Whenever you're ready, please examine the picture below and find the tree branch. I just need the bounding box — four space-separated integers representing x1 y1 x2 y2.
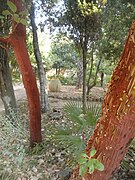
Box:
0 36 10 43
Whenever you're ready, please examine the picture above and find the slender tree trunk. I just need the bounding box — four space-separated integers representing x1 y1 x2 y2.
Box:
58 67 60 75
82 47 87 113
70 21 135 180
87 58 102 95
100 71 104 87
0 44 17 116
0 0 42 147
30 2 49 113
86 47 94 95
76 59 83 89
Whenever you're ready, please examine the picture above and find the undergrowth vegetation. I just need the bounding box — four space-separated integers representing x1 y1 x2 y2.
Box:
46 101 101 168
0 108 29 179
0 104 134 179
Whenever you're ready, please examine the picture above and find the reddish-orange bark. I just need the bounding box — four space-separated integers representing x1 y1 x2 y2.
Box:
10 32 42 147
0 0 42 147
70 21 135 179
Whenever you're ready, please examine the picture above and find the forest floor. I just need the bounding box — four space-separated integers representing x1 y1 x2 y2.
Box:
0 84 134 180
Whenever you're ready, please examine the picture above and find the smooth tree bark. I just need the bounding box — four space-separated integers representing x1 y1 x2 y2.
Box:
0 43 17 116
0 0 42 147
70 21 135 180
30 2 49 113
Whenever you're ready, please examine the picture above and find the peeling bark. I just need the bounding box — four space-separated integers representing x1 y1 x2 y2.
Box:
10 33 42 147
70 21 135 180
0 0 42 147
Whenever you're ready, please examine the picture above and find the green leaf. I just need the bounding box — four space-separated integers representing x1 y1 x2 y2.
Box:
94 159 104 171
7 0 17 13
13 14 20 23
79 163 88 176
90 149 96 157
2 10 11 16
88 159 95 174
78 157 87 164
20 19 28 26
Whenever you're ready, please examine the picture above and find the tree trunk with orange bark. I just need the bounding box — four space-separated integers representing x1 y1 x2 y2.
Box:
70 21 135 180
0 0 42 147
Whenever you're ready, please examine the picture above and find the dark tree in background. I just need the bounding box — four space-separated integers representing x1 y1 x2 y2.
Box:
0 1 17 117
59 0 102 112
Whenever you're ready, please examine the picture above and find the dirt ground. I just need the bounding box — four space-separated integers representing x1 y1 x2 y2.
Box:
0 84 107 112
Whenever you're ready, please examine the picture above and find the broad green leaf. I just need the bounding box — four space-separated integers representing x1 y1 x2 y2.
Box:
78 157 87 164
20 19 28 26
90 149 96 157
2 10 11 16
88 160 95 174
13 14 20 23
94 159 104 171
7 0 17 13
79 163 88 176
